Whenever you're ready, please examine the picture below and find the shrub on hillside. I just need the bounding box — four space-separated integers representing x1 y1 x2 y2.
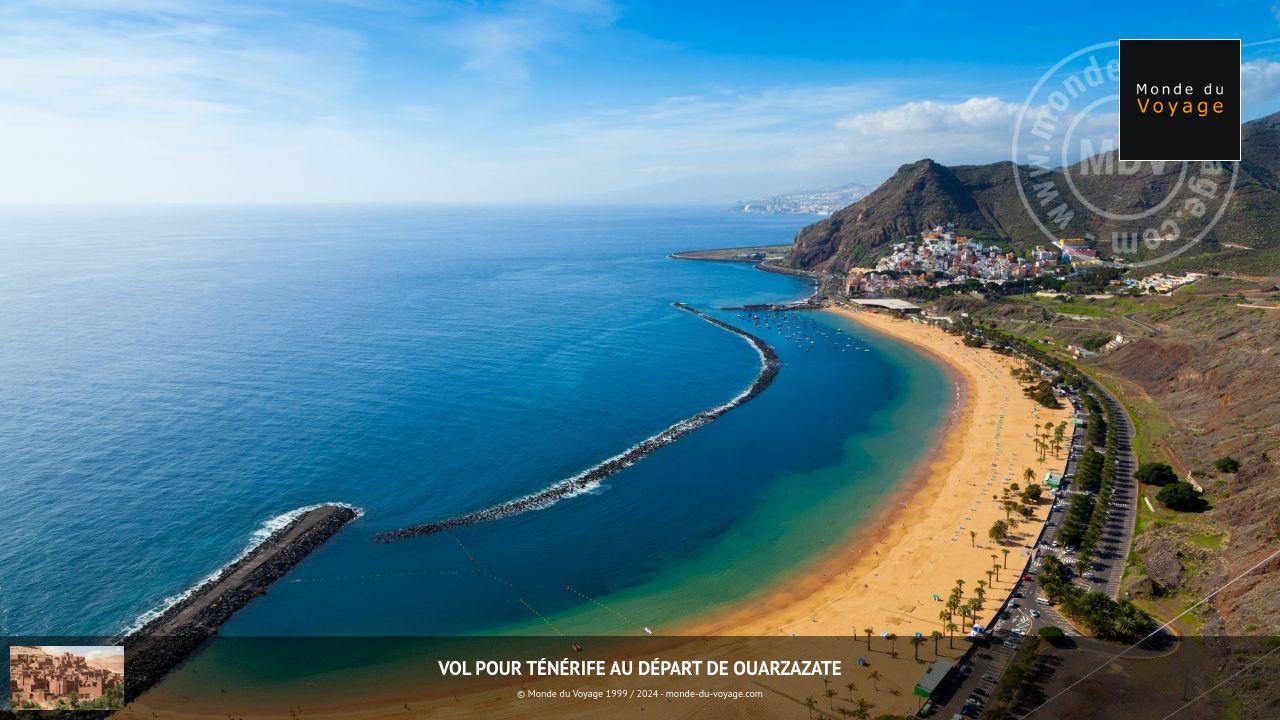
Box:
1157 481 1208 512
1215 456 1240 473
1135 462 1179 486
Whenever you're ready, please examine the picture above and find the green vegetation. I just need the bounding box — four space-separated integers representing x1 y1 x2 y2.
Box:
1057 493 1094 547
1157 481 1208 512
1037 625 1069 647
989 519 1010 544
1076 448 1105 492
1023 380 1061 409
1038 556 1154 641
1215 456 1240 473
1136 462 1179 486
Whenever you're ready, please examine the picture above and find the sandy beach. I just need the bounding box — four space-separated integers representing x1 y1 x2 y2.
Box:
127 305 1074 720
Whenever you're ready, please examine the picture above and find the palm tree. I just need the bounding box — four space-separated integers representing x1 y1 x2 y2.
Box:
845 681 856 703
993 561 1002 583
863 626 874 649
804 696 816 719
945 622 958 647
855 698 874 720
986 568 995 587
988 520 1008 544
824 687 837 710
909 635 926 661
931 630 944 654
969 530 976 546
1002 548 1011 568
1024 467 1036 484
867 669 881 690
886 632 898 657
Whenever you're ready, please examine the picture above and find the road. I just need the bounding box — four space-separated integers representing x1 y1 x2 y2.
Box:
927 378 1143 718
1090 383 1139 599
1121 313 1161 336
1029 382 1138 601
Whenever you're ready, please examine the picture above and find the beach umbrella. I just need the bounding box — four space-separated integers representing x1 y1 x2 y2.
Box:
881 631 890 638
914 631 922 638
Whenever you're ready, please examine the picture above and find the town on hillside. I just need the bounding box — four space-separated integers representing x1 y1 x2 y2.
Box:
843 225 1204 297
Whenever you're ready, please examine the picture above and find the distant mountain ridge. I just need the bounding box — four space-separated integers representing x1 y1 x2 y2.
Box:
789 112 1280 274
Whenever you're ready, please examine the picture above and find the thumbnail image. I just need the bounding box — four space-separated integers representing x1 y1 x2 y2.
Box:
9 646 124 711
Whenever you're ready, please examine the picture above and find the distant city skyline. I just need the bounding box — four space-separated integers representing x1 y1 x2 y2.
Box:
4 1 1280 204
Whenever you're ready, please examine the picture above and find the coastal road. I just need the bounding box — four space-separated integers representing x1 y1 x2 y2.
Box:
1090 384 1139 600
1040 383 1136 600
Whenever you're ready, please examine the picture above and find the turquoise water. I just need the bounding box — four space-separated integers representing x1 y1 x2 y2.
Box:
0 206 948 638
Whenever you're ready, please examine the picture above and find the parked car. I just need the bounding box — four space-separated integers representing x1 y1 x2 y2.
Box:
982 674 997 683
1031 609 1041 618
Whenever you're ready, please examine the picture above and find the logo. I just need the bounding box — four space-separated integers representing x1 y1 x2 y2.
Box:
1011 41 1238 268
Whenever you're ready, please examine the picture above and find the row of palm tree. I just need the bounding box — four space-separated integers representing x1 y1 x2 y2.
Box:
1033 419 1070 462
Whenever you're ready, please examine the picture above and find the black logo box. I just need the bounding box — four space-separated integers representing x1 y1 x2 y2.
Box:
1119 39 1241 162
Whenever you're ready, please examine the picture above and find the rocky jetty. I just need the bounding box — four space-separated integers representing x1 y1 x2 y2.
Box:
372 304 779 542
121 505 358 701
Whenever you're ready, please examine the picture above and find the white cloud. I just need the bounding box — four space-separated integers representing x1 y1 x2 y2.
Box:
436 0 618 83
1242 58 1280 104
836 96 1020 135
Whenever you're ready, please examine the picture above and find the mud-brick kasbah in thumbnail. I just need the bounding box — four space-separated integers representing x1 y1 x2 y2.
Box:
9 646 124 709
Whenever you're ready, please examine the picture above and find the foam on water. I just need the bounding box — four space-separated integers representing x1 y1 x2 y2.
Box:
117 503 364 637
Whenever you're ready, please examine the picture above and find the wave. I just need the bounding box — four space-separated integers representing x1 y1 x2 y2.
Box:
116 502 364 638
372 303 780 543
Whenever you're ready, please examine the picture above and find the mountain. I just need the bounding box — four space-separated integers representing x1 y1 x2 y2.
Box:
789 112 1280 274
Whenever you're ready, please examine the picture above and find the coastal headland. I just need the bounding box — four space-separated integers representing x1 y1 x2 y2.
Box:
668 245 790 262
123 504 358 702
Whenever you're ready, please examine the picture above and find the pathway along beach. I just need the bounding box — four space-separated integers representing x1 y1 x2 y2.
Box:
123 504 358 701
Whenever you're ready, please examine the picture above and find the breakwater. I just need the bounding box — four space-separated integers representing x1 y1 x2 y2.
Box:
121 504 359 701
371 303 780 543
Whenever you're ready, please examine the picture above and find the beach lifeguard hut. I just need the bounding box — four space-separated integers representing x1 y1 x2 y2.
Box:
1044 471 1062 489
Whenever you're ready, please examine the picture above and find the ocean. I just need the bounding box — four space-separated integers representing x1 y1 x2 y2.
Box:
0 205 948 639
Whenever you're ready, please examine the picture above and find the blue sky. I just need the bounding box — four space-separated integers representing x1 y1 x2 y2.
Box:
4 0 1280 203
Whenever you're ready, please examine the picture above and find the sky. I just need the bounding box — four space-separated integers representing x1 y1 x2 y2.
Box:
5 1 1280 204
